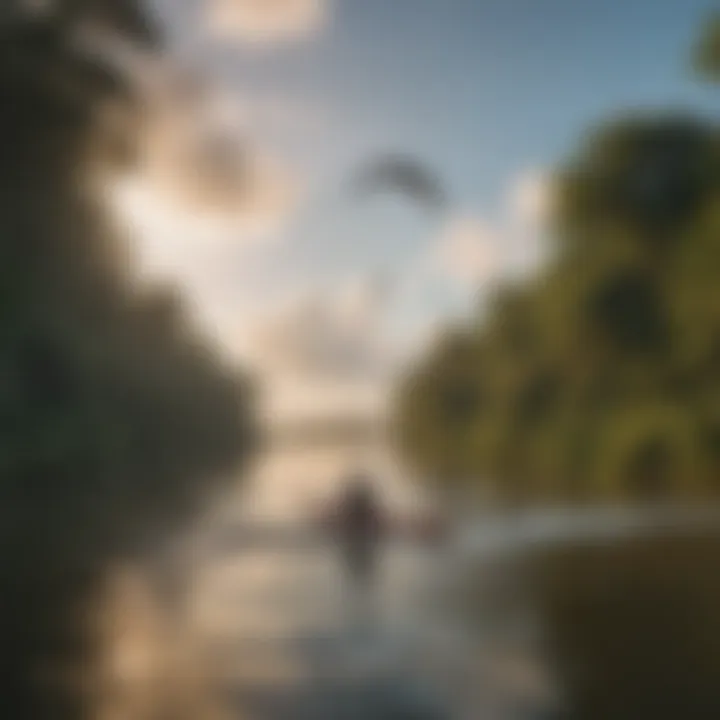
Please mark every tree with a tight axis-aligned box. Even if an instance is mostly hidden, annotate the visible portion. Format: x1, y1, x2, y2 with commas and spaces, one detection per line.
0, 5, 255, 718
693, 12, 720, 81
395, 113, 719, 505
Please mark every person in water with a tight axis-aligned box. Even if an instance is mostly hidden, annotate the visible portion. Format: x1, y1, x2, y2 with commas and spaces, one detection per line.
335, 472, 385, 588
318, 470, 447, 628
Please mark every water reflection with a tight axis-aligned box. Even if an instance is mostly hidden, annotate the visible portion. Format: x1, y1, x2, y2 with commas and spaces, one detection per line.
182, 441, 720, 720
184, 442, 555, 720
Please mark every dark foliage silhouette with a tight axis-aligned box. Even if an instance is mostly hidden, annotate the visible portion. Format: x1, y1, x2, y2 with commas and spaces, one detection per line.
0, 4, 254, 717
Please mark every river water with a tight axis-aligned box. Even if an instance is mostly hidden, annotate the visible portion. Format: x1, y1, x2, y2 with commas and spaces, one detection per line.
182, 442, 558, 720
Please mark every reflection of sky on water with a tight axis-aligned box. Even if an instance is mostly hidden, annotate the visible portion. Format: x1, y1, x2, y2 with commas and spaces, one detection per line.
189, 445, 445, 702
193, 437, 435, 645
186, 442, 561, 718
234, 441, 430, 522
189, 540, 455, 696
188, 524, 552, 718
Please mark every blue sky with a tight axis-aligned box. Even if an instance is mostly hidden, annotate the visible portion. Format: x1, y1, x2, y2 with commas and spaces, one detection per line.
203, 0, 718, 288
133, 0, 717, 418
215, 0, 717, 192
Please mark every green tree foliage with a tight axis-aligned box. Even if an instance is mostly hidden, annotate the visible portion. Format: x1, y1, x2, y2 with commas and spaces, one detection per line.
0, 4, 255, 717
395, 114, 720, 505
694, 12, 720, 81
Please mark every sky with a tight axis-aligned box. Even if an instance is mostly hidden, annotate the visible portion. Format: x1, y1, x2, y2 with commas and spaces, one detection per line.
113, 0, 718, 422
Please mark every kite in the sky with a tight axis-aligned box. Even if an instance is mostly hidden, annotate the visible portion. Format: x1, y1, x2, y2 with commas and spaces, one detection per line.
350, 154, 449, 213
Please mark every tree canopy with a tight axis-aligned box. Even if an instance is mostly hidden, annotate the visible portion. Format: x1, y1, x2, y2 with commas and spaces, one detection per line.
395, 112, 720, 505
693, 12, 720, 81
0, 4, 255, 717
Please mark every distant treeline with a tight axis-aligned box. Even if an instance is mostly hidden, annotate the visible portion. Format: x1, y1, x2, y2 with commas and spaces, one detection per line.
394, 18, 720, 505
265, 416, 382, 449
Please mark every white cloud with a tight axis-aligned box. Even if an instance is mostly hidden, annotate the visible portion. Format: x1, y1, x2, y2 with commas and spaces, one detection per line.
102, 70, 302, 374
81, 43, 299, 225
508, 169, 555, 233
392, 171, 555, 333
132, 79, 297, 221
435, 216, 499, 285
102, 61, 299, 302
240, 278, 392, 382
504, 169, 555, 278
335, 276, 392, 328
110, 176, 284, 271
207, 0, 328, 46
388, 215, 499, 325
